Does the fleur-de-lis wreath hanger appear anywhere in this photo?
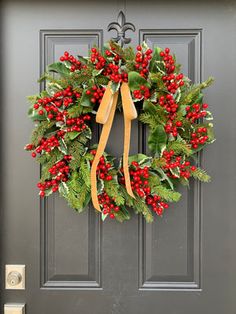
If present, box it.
[107,11,136,47]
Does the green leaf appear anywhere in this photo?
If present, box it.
[170,167,180,178]
[77,55,89,64]
[92,69,103,77]
[58,138,68,154]
[148,125,167,155]
[128,71,150,91]
[205,111,213,120]
[102,212,109,221]
[47,62,71,76]
[28,109,46,121]
[128,154,152,166]
[143,100,157,114]
[110,81,120,93]
[80,90,92,107]
[59,182,69,197]
[149,47,162,72]
[207,123,215,143]
[156,168,174,190]
[46,82,62,96]
[67,131,80,140]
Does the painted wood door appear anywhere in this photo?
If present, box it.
[1,0,236,313]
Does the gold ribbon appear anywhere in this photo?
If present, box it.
[90,81,137,211]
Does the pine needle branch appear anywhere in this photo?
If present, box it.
[167,141,193,156]
[192,167,211,182]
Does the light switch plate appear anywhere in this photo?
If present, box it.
[4,304,25,314]
[5,265,25,290]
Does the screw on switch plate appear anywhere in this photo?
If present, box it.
[5,265,25,290]
[4,303,25,314]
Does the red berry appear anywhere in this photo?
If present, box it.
[176,121,182,127]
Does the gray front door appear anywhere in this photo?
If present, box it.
[1,1,236,313]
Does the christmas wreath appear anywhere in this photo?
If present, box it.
[25,41,215,222]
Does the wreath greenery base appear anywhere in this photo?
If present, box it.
[25,41,215,222]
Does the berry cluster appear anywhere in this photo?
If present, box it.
[98,192,120,219]
[90,47,106,70]
[34,86,81,121]
[160,48,174,72]
[162,73,183,94]
[86,85,105,104]
[157,48,186,138]
[162,149,196,179]
[65,114,91,133]
[135,45,153,77]
[120,161,169,216]
[186,103,208,123]
[60,51,82,72]
[105,48,120,62]
[133,85,151,100]
[146,195,168,216]
[90,150,113,181]
[37,155,72,197]
[103,63,128,83]
[29,131,65,158]
[190,127,209,149]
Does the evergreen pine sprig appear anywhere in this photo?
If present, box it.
[104,179,125,206]
[167,141,192,156]
[191,168,211,182]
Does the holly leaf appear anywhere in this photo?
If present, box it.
[207,123,215,143]
[128,154,152,167]
[149,46,162,72]
[156,168,174,190]
[148,125,167,155]
[77,55,89,64]
[102,212,108,221]
[80,90,92,107]
[128,71,150,91]
[67,131,80,140]
[28,108,46,121]
[111,81,120,93]
[205,111,213,120]
[58,138,68,154]
[92,69,103,77]
[143,100,157,115]
[47,62,71,76]
[59,182,69,197]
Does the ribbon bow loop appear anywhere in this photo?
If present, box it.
[90,81,137,212]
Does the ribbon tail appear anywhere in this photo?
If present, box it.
[90,92,118,212]
[123,116,135,198]
[121,82,137,199]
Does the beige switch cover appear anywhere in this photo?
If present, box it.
[4,304,25,314]
[5,265,25,290]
